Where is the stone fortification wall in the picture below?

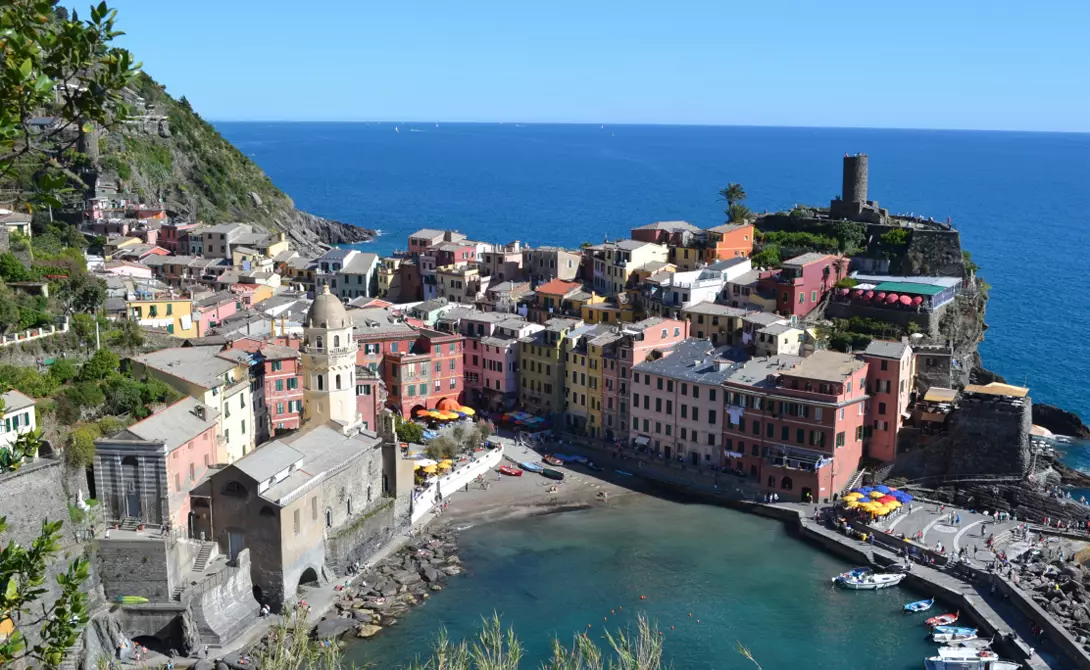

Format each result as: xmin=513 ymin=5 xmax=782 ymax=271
xmin=186 ymin=548 xmax=258 ymax=646
xmin=825 ymin=301 xmax=942 ymax=337
xmin=325 ymin=499 xmax=400 ymax=572
xmin=96 ymin=538 xmax=172 ymax=601
xmin=947 ymin=393 xmax=1032 ymax=477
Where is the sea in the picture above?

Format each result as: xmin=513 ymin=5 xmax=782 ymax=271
xmin=216 ymin=122 xmax=1090 ymax=425
xmin=344 ymin=496 xmax=937 ymax=670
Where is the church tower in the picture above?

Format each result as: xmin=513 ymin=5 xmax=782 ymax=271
xmin=302 ymin=284 xmax=359 ymax=428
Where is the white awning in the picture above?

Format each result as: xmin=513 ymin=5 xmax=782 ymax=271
xmin=633 ymin=435 xmax=651 ymax=446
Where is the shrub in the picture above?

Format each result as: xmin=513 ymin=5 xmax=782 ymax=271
xmin=65 ymin=424 xmax=101 ymax=470
xmin=880 ymin=228 xmax=910 ymax=247
xmin=395 ymin=417 xmax=424 ymax=444
xmin=78 ymin=349 xmax=120 ymax=383
xmin=49 ymin=358 xmax=78 ymax=384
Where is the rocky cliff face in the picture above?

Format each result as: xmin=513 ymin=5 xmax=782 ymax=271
xmin=93 ymin=74 xmax=373 ymax=255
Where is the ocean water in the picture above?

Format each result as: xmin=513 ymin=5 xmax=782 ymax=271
xmin=344 ymin=496 xmax=935 ymax=669
xmin=215 ymin=122 xmax=1090 ymax=422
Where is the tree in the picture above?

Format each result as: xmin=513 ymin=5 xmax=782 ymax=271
xmin=76 ymin=349 xmax=117 ymax=383
xmin=64 ymin=423 xmax=100 ymax=470
xmin=107 ymin=319 xmax=143 ymax=350
xmin=727 ymin=203 xmax=752 ymax=224
xmin=0 ymin=1 xmax=138 ymax=209
xmin=0 ymin=254 xmax=30 ymax=283
xmin=70 ymin=313 xmax=95 ymax=345
xmin=718 ymin=182 xmax=747 ymax=208
xmin=55 ymin=273 xmax=105 ymax=315
xmin=0 ymin=516 xmax=90 ymax=668
xmin=0 ymin=428 xmax=42 ymax=472
xmin=47 ymin=358 xmax=76 ymax=384
xmin=395 ymin=417 xmax=424 ymax=444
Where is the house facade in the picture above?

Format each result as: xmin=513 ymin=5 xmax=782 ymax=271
xmin=861 ymin=340 xmax=915 ymax=462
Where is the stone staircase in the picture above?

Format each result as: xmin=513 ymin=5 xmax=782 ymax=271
xmin=119 ymin=516 xmax=139 ymax=531
xmin=193 ymin=542 xmax=214 ymax=573
xmin=171 ymin=585 xmax=185 ymax=601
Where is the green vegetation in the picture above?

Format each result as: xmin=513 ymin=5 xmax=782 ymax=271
xmin=749 ymin=220 xmax=866 ymax=269
xmin=750 ymin=244 xmax=781 ymax=269
xmin=719 ymin=183 xmax=750 ymax=223
xmin=962 ymin=250 xmax=980 ymax=274
xmin=835 ymin=277 xmax=858 ymax=289
xmin=0 ymin=429 xmax=43 ymax=472
xmin=880 ymin=228 xmax=910 ymax=247
xmin=0 ymin=516 xmax=90 ymax=668
xmin=820 ymin=317 xmax=908 ymax=353
xmin=396 ymin=417 xmax=425 ymax=444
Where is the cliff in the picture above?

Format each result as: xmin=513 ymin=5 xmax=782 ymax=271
xmin=93 ymin=74 xmax=373 ymax=255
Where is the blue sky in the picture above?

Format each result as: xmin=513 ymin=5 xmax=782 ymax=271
xmin=106 ymin=0 xmax=1089 ymax=131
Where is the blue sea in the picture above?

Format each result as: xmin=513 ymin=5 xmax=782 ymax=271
xmin=216 ymin=122 xmax=1090 ymax=423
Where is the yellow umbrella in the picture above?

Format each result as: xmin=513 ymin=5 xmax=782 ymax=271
xmin=413 ymin=463 xmax=423 ymax=470
xmin=438 ymin=461 xmax=453 ymax=470
xmin=458 ymin=406 xmax=476 ymax=416
xmin=842 ymin=492 xmax=863 ymax=501
xmin=422 ymin=465 xmax=438 ymax=474
xmin=844 ymin=500 xmax=861 ymax=508
xmin=869 ymin=491 xmax=885 ymax=499
xmin=428 ymin=410 xmax=442 ymax=418
xmin=885 ymin=500 xmax=903 ymax=508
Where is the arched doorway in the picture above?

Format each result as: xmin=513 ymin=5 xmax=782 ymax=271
xmin=297 ymin=567 xmax=320 ymax=594
xmin=781 ymin=476 xmax=793 ymax=491
xmin=121 ymin=456 xmax=140 ymax=518
xmin=132 ymin=635 xmax=167 ymax=656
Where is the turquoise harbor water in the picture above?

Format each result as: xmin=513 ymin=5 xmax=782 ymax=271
xmin=348 ymin=496 xmax=935 ymax=669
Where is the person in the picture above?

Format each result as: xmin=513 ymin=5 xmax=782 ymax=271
xmin=956 ymin=514 xmax=961 ymax=525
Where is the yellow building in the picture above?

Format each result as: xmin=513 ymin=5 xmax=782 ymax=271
xmin=127 ymin=297 xmax=198 ymax=338
xmin=581 ymin=301 xmax=638 ymax=325
xmin=518 ymin=318 xmax=581 ymax=418
xmin=561 ymin=323 xmax=616 ymax=435
xmin=680 ymin=301 xmax=747 ymax=347
xmin=376 ymin=257 xmax=402 ymax=298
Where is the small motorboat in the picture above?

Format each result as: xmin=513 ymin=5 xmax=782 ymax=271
xmin=924 ymin=646 xmax=1020 ymax=670
xmin=543 ymin=455 xmax=565 ymax=466
xmin=940 ymin=639 xmax=992 ymax=651
xmin=115 ymin=595 xmax=149 ymax=605
xmin=904 ymin=598 xmax=935 ymax=613
xmin=832 ymin=567 xmax=906 ymax=590
xmin=519 ymin=461 xmax=543 ymax=473
xmin=541 ymin=468 xmax=565 ymax=481
xmin=498 ymin=465 xmax=522 ymax=477
xmin=932 ymin=626 xmax=978 ymax=642
xmin=927 ymin=611 xmax=960 ymax=627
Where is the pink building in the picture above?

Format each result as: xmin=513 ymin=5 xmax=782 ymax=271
xmin=602 ymin=317 xmax=689 ymax=442
xmin=462 ymin=315 xmax=543 ymax=411
xmin=722 ymin=350 xmax=868 ymax=502
xmin=759 ymin=253 xmax=846 ymax=319
xmin=194 ymin=291 xmax=239 ymax=336
xmin=629 ymin=339 xmax=735 ymax=466
xmin=103 ymin=260 xmax=152 ymax=279
xmin=159 ymin=222 xmax=200 ymax=255
xmin=860 ymin=340 xmax=915 ymax=463
xmin=91 ymin=397 xmax=220 ymax=532
xmin=222 ymin=337 xmax=304 ymax=440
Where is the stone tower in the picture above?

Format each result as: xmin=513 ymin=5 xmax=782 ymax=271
xmin=302 ymin=284 xmax=359 ymax=428
xmin=842 ymin=154 xmax=868 ymax=205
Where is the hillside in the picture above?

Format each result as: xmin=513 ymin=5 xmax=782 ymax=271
xmin=94 ymin=73 xmax=374 ymax=254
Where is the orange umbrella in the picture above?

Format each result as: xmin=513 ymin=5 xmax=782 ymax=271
xmin=414 ymin=409 xmax=431 ymax=417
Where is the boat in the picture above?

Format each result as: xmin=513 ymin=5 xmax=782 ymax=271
xmin=614 ymin=470 xmax=633 ymax=476
xmin=924 ymin=646 xmax=1020 ymax=670
xmin=541 ymin=468 xmax=565 ymax=481
xmin=904 ymin=598 xmax=935 ymax=613
xmin=940 ymin=639 xmax=992 ymax=650
xmin=543 ymin=455 xmax=565 ymax=466
xmin=932 ymin=626 xmax=978 ymax=642
xmin=519 ymin=461 xmax=543 ymax=473
xmin=114 ymin=595 xmax=149 ymax=605
xmin=833 ymin=570 xmax=906 ymax=590
xmin=498 ymin=465 xmax=522 ymax=477
xmin=927 ymin=612 xmax=960 ymax=627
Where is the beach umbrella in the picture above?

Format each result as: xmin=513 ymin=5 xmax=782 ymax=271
xmin=886 ymin=293 xmax=899 ymax=304
xmin=438 ymin=462 xmax=453 ymax=470
xmin=840 ymin=288 xmax=851 ymax=296
xmin=459 ymin=406 xmax=476 ymax=416
xmin=912 ymin=296 xmax=924 ymax=306
xmin=851 ymin=289 xmax=863 ymax=298
xmin=413 ymin=463 xmax=423 ymax=470
xmin=843 ymin=492 xmax=863 ymax=501
xmin=875 ymin=485 xmax=891 ymax=493
xmin=876 ymin=292 xmax=886 ymax=301
xmin=864 ymin=290 xmax=875 ymax=301
xmin=413 ymin=458 xmax=437 ymax=466
xmin=422 ymin=465 xmax=438 ymax=474
xmin=414 ymin=408 xmax=431 ymax=417
xmin=899 ymin=295 xmax=912 ymax=306
xmin=844 ymin=500 xmax=861 ymax=508
xmin=886 ymin=500 xmax=903 ymax=508
xmin=878 ymin=495 xmax=897 ymax=504
xmin=869 ymin=491 xmax=885 ymax=499
xmin=900 ymin=493 xmax=914 ymax=502
xmin=428 ymin=410 xmax=442 ymax=418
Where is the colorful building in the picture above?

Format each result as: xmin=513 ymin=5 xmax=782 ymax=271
xmin=723 ymin=350 xmax=869 ymax=502
xmin=680 ymin=302 xmax=747 ymax=347
xmin=384 ymin=328 xmax=465 ymax=417
xmin=222 ymin=338 xmax=304 ymax=442
xmin=0 ymin=390 xmax=37 ymax=452
xmin=518 ymin=318 xmax=581 ymax=420
xmin=860 ymin=340 xmax=915 ymax=463
xmin=127 ymin=297 xmax=198 ymax=337
xmin=759 ymin=253 xmax=845 ymax=319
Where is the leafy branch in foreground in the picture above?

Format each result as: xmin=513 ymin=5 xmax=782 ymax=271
xmin=0 ymin=516 xmax=90 ymax=669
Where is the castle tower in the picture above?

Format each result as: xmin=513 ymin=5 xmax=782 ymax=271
xmin=842 ymin=153 xmax=868 ymax=205
xmin=302 ymin=284 xmax=359 ymax=428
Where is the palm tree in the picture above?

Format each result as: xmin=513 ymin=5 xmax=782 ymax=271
xmin=727 ymin=203 xmax=752 ymax=224
xmin=718 ymin=183 xmax=747 ymax=208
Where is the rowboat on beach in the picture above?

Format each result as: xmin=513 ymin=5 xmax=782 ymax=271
xmin=543 ymin=455 xmax=565 ymax=466
xmin=541 ymin=468 xmax=565 ymax=481
xmin=904 ymin=598 xmax=934 ymax=613
xmin=927 ymin=612 xmax=960 ymax=627
xmin=519 ymin=461 xmax=543 ymax=473
xmin=498 ymin=465 xmax=522 ymax=476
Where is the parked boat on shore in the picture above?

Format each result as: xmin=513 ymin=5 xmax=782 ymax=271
xmin=498 ymin=465 xmax=522 ymax=476
xmin=923 ymin=645 xmax=1019 ymax=669
xmin=543 ymin=455 xmax=565 ymax=466
xmin=519 ymin=461 xmax=543 ymax=473
xmin=541 ymin=468 xmax=565 ymax=481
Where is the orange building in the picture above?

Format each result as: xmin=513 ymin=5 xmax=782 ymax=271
xmin=704 ymin=223 xmax=754 ymax=262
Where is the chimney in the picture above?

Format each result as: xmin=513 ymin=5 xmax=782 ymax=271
xmin=194 ymin=404 xmax=206 ymax=421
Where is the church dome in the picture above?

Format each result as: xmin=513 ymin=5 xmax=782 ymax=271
xmin=307 ymin=284 xmax=350 ymax=329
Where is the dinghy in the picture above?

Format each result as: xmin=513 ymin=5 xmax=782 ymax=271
xmin=904 ymin=598 xmax=935 ymax=613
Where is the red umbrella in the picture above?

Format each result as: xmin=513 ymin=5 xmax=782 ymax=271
xmin=899 ymin=295 xmax=912 ymax=306
xmin=864 ymin=291 xmax=875 ymax=301
xmin=912 ymin=296 xmax=924 ymax=305
xmin=851 ymin=289 xmax=863 ymax=297
xmin=879 ymin=495 xmax=897 ymax=504
xmin=840 ymin=288 xmax=851 ymax=296
xmin=886 ymin=293 xmax=899 ymax=304
xmin=876 ymin=292 xmax=887 ymax=301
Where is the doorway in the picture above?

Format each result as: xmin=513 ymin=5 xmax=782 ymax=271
xmin=121 ymin=456 xmax=140 ymax=518
xmin=227 ymin=530 xmax=245 ymax=561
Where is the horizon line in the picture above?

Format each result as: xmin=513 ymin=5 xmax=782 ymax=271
xmin=204 ymin=119 xmax=1090 ymax=135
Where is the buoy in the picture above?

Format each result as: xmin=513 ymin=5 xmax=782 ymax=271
xmin=670 ymin=625 xmax=676 ymax=630
xmin=697 ymin=620 xmax=701 ymax=624
xmin=640 ymin=596 xmax=647 ymax=600
xmin=658 ymin=631 xmax=663 ymax=636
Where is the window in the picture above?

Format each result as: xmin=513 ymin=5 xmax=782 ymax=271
xmin=667 ymin=380 xmax=674 ymax=392
xmin=166 ymin=303 xmax=173 ymax=316
xmin=814 ymin=407 xmax=822 ymax=421
xmin=855 ymin=425 xmax=864 ymax=441
xmin=692 ymin=386 xmax=700 ymax=399
xmin=666 ymin=400 xmax=673 ymax=414
xmin=781 ymin=425 xmax=789 ymax=440
xmin=325 ymin=509 xmax=332 ymax=528
xmin=175 ymin=473 xmax=181 ymax=491
xmin=293 ymin=509 xmax=300 ymax=534
xmin=450 ymin=359 xmax=456 ymax=370
xmin=835 ymin=432 xmax=845 ymax=447
xmin=435 ymin=361 xmax=442 ymax=373
xmin=811 ymin=290 xmax=817 ymax=303
xmin=656 ymin=378 xmax=663 ymax=390
xmin=391 ymin=342 xmax=399 ymax=352
xmin=655 ymin=398 xmax=662 ymax=412
xmin=277 ymin=402 xmax=285 ymax=415
xmin=752 ymin=420 xmax=758 ymax=435
xmin=275 ymin=379 xmax=284 ymax=392
xmin=878 ymin=402 xmax=887 ymax=415
xmin=189 ymin=463 xmax=195 ymax=481
xmin=766 ymin=423 xmax=773 ymax=438
xmin=634 ymin=393 xmax=640 ymax=406
xmin=633 ymin=417 xmax=639 ymax=430
xmin=798 ymin=293 xmax=805 ymax=304
xmin=336 ymin=374 xmax=342 ymax=390
xmin=435 ymin=380 xmax=441 ymax=392
xmin=408 ymin=385 xmax=416 ymax=397
xmin=334 ymin=335 xmax=341 ymax=348
xmin=287 ymin=377 xmax=298 ymax=390
xmin=225 ymin=428 xmax=230 ymax=443
xmin=311 ymin=496 xmax=318 ymax=520
xmin=655 ymin=422 xmax=662 ymax=434
xmin=681 ymin=405 xmax=687 ymax=419
xmin=317 ymin=374 xmax=324 ymax=391
xmin=665 ymin=424 xmax=672 ymax=436
xmin=643 ymin=419 xmax=649 ymax=432
xmin=692 ymin=407 xmax=699 ymax=421
xmin=796 ymin=428 xmax=804 ymax=443
xmin=681 ymin=383 xmax=688 ymax=396
xmin=241 ymin=420 xmax=246 ymax=434
xmin=241 ymin=394 xmax=246 ymax=408
xmin=450 ymin=343 xmax=456 ymax=353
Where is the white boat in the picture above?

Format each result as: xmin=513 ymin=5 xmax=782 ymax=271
xmin=832 ymin=567 xmax=906 ymax=590
xmin=932 ymin=626 xmax=978 ymax=642
xmin=924 ymin=646 xmax=1020 ymax=670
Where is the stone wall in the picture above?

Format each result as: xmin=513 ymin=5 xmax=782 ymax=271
xmin=187 ymin=548 xmax=258 ymax=646
xmin=825 ymin=301 xmax=942 ymax=338
xmin=947 ymin=393 xmax=1032 ymax=477
xmin=96 ymin=538 xmax=173 ymax=601
xmin=325 ymin=498 xmax=399 ymax=572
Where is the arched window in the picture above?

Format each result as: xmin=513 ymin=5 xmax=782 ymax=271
xmin=316 ymin=335 xmax=324 ymax=351
xmin=333 ymin=335 xmax=340 ymax=348
xmin=317 ymin=374 xmax=324 ymax=391
xmin=223 ymin=481 xmax=248 ymax=499
xmin=781 ymin=476 xmax=793 ymax=491
xmin=335 ymin=374 xmax=342 ymax=390
xmin=325 ymin=509 xmax=333 ymax=528
xmin=767 ymin=475 xmax=775 ymax=489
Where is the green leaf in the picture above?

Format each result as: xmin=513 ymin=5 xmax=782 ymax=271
xmin=19 ymin=58 xmax=33 ymax=77
xmin=4 ymin=577 xmax=17 ymax=600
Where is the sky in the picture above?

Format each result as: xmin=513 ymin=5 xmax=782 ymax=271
xmin=104 ymin=0 xmax=1090 ymax=132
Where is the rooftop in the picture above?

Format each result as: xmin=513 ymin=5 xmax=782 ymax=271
xmin=1 ymin=389 xmax=36 ymax=413
xmin=707 ymin=223 xmax=751 ymax=234
xmin=963 ymin=382 xmax=1030 ymax=399
xmin=787 ymin=350 xmax=866 ymax=384
xmin=759 ymin=323 xmax=799 ymax=336
xmin=783 ymin=252 xmax=835 ymax=267
xmin=923 ymin=387 xmax=959 ymax=403
xmin=535 ymin=278 xmax=583 ymax=296
xmin=850 ymin=273 xmax=962 ymax=289
xmin=863 ymin=340 xmax=911 ymax=360
xmin=724 ymin=354 xmax=805 ymax=388
xmin=682 ymin=301 xmax=748 ymax=317
xmin=133 ymin=347 xmax=239 ymax=389
xmin=707 ymin=256 xmax=751 ymax=272
xmin=342 ymin=252 xmax=379 ymax=273
xmin=634 ymin=220 xmax=702 ymax=233
xmin=743 ymin=312 xmax=788 ymax=327
xmin=106 ymin=397 xmax=219 ymax=452
xmin=633 ymin=338 xmax=741 ymax=384
xmin=409 ymin=228 xmax=446 ymax=240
